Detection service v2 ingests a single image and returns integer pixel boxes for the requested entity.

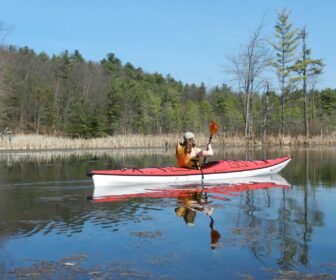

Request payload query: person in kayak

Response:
[176,131,213,169]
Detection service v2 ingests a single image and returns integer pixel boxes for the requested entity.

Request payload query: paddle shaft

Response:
[202,135,213,164]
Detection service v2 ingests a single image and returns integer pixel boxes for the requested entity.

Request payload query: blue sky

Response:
[1,0,335,90]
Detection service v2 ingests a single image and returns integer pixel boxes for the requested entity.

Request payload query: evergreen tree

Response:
[100,53,122,76]
[66,100,90,138]
[270,9,299,135]
[183,101,201,132]
[107,77,123,134]
[89,107,107,137]
[320,89,336,114]
[292,26,324,137]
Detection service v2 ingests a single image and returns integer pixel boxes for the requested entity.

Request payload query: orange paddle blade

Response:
[211,229,221,244]
[209,120,219,135]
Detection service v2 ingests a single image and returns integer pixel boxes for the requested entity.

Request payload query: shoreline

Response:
[0,133,336,151]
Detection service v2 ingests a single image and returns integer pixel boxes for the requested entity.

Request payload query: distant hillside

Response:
[0,46,335,138]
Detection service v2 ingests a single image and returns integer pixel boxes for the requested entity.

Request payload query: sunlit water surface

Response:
[0,147,335,279]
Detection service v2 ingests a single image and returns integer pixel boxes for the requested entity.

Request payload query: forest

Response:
[0,10,335,140]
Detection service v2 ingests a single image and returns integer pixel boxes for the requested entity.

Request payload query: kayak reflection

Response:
[91,175,291,249]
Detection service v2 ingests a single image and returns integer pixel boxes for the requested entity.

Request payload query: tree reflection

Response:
[276,149,324,269]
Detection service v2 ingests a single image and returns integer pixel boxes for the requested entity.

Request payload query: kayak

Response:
[90,174,291,202]
[88,156,292,198]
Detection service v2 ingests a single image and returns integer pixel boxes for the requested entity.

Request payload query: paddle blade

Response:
[209,120,219,135]
[210,229,221,249]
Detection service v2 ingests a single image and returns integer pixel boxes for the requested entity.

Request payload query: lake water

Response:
[0,147,336,279]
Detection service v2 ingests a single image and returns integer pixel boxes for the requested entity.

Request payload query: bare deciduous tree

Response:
[260,81,270,143]
[0,21,11,129]
[226,23,270,138]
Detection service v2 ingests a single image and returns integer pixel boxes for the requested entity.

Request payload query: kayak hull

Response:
[89,156,292,198]
[92,174,291,203]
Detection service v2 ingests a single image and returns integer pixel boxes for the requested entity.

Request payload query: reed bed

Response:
[260,132,336,146]
[0,148,173,164]
[0,141,334,164]
[0,134,178,150]
[0,132,335,151]
[0,145,284,164]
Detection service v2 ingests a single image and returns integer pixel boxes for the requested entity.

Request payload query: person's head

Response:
[183,131,195,146]
[175,206,188,217]
[184,209,196,225]
[175,207,196,225]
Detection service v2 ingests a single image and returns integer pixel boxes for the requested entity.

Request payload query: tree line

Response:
[0,9,335,139]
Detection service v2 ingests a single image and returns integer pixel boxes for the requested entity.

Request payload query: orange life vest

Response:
[176,142,201,169]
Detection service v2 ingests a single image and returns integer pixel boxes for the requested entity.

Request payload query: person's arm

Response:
[195,143,213,157]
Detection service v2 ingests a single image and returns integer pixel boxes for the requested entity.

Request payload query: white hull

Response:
[92,157,291,198]
[92,174,290,199]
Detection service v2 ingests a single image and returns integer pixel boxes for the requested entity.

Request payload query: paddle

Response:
[203,120,219,164]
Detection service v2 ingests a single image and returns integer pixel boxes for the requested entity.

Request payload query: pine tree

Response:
[292,26,324,138]
[66,100,90,138]
[270,9,299,136]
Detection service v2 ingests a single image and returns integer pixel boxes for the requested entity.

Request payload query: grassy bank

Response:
[0,133,336,151]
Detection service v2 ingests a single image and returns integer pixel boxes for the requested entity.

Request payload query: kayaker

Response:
[176,131,213,169]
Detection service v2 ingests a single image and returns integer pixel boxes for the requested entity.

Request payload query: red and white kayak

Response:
[88,156,292,197]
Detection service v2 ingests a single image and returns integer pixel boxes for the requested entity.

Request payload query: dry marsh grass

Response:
[0,134,178,150]
[0,148,173,163]
[0,132,335,151]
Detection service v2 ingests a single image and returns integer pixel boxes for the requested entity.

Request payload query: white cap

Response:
[183,132,195,140]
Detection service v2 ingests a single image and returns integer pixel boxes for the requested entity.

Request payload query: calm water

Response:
[0,147,336,279]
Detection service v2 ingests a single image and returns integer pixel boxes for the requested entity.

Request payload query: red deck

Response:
[90,156,291,177]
